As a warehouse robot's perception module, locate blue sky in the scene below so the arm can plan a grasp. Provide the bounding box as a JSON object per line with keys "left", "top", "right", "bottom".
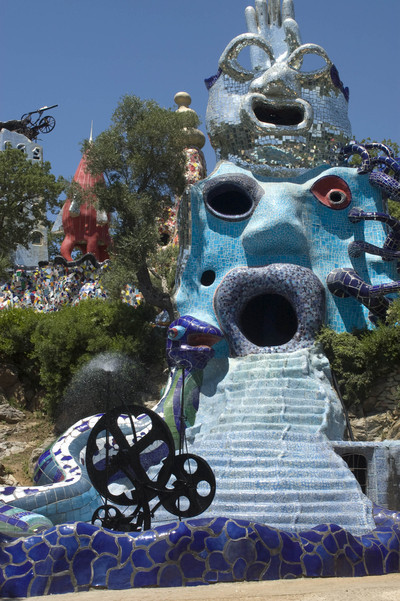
{"left": 1, "top": 0, "right": 399, "bottom": 193}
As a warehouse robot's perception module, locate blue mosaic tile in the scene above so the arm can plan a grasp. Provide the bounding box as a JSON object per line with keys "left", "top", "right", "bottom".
{"left": 385, "top": 551, "right": 400, "bottom": 573}
{"left": 302, "top": 552, "right": 323, "bottom": 576}
{"left": 29, "top": 575, "right": 48, "bottom": 597}
{"left": 149, "top": 539, "right": 170, "bottom": 564}
{"left": 280, "top": 560, "right": 303, "bottom": 578}
{"left": 131, "top": 548, "right": 153, "bottom": 568}
{"left": 48, "top": 574, "right": 74, "bottom": 595}
{"left": 232, "top": 557, "right": 247, "bottom": 580}
{"left": 108, "top": 562, "right": 133, "bottom": 589}
{"left": 72, "top": 549, "right": 96, "bottom": 585}
{"left": 2, "top": 573, "right": 32, "bottom": 598}
{"left": 190, "top": 530, "right": 209, "bottom": 553}
{"left": 9, "top": 541, "right": 28, "bottom": 564}
{"left": 335, "top": 553, "right": 354, "bottom": 577}
{"left": 157, "top": 564, "right": 182, "bottom": 587}
{"left": 168, "top": 521, "right": 191, "bottom": 544}
{"left": 180, "top": 553, "right": 205, "bottom": 579}
{"left": 206, "top": 531, "right": 228, "bottom": 552}
{"left": 59, "top": 536, "right": 79, "bottom": 561}
{"left": 92, "top": 555, "right": 119, "bottom": 586}
{"left": 262, "top": 554, "right": 281, "bottom": 580}
{"left": 209, "top": 551, "right": 230, "bottom": 572}
{"left": 92, "top": 530, "right": 118, "bottom": 555}
{"left": 225, "top": 538, "right": 256, "bottom": 564}
{"left": 226, "top": 521, "right": 247, "bottom": 540}
{"left": 280, "top": 533, "right": 302, "bottom": 563}
{"left": 255, "top": 540, "right": 271, "bottom": 564}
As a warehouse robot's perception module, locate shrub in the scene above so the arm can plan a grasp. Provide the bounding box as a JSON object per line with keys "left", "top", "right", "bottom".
{"left": 317, "top": 304, "right": 400, "bottom": 407}
{"left": 0, "top": 301, "right": 166, "bottom": 416}
{"left": 30, "top": 300, "right": 165, "bottom": 415}
{"left": 0, "top": 308, "right": 43, "bottom": 387}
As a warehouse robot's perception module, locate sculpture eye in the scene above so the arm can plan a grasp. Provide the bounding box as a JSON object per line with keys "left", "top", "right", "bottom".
{"left": 168, "top": 326, "right": 186, "bottom": 341}
{"left": 218, "top": 33, "right": 274, "bottom": 82}
{"left": 311, "top": 176, "right": 352, "bottom": 210}
{"left": 287, "top": 44, "right": 331, "bottom": 79}
{"left": 203, "top": 174, "right": 264, "bottom": 222}
{"left": 206, "top": 183, "right": 253, "bottom": 219}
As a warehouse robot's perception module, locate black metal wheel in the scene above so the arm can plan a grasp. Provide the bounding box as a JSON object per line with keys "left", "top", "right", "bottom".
{"left": 159, "top": 453, "right": 216, "bottom": 518}
{"left": 92, "top": 504, "right": 126, "bottom": 529}
{"left": 92, "top": 504, "right": 147, "bottom": 532}
{"left": 38, "top": 115, "right": 55, "bottom": 133}
{"left": 86, "top": 404, "right": 175, "bottom": 507}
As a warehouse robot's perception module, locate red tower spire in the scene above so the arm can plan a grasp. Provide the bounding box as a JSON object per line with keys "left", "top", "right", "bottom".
{"left": 59, "top": 145, "right": 111, "bottom": 263}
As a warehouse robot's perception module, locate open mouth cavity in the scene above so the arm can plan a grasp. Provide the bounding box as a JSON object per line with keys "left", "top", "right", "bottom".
{"left": 241, "top": 95, "right": 312, "bottom": 135}
{"left": 253, "top": 101, "right": 305, "bottom": 127}
{"left": 213, "top": 264, "right": 325, "bottom": 356}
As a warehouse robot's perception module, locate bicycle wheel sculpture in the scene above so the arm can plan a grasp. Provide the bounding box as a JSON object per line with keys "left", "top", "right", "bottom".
{"left": 38, "top": 115, "right": 56, "bottom": 134}
{"left": 86, "top": 404, "right": 215, "bottom": 531}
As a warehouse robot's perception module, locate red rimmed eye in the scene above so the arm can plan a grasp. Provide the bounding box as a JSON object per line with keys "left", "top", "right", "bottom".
{"left": 311, "top": 176, "right": 352, "bottom": 210}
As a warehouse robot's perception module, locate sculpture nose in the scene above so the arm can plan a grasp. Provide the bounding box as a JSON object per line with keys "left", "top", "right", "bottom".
{"left": 249, "top": 63, "right": 300, "bottom": 98}
{"left": 242, "top": 192, "right": 309, "bottom": 258}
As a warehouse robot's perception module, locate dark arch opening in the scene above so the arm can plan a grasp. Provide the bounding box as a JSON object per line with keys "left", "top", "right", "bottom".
{"left": 239, "top": 293, "right": 298, "bottom": 347}
{"left": 342, "top": 453, "right": 368, "bottom": 494}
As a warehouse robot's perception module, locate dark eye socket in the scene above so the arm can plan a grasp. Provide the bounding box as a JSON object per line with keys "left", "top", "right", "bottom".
{"left": 207, "top": 184, "right": 253, "bottom": 219}
{"left": 203, "top": 174, "right": 263, "bottom": 222}
{"left": 311, "top": 175, "right": 352, "bottom": 210}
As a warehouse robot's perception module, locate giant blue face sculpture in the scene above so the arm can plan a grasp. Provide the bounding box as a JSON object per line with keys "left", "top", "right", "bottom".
{"left": 175, "top": 149, "right": 400, "bottom": 357}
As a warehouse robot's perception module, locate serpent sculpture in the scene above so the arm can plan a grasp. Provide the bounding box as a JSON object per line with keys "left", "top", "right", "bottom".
{"left": 2, "top": 0, "right": 400, "bottom": 596}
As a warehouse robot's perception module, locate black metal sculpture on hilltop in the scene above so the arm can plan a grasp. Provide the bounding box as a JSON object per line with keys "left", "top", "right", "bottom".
{"left": 0, "top": 104, "right": 58, "bottom": 140}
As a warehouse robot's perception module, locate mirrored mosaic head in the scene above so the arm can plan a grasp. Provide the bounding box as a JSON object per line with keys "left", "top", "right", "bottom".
{"left": 205, "top": 0, "right": 351, "bottom": 176}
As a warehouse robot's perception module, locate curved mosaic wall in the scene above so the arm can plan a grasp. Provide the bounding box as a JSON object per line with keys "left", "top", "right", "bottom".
{"left": 1, "top": 509, "right": 400, "bottom": 596}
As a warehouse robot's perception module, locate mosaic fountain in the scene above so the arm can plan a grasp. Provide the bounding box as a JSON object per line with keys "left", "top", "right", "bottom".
{"left": 2, "top": 0, "right": 400, "bottom": 596}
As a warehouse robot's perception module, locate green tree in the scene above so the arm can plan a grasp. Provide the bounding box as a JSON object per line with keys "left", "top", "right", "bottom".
{"left": 84, "top": 95, "right": 193, "bottom": 319}
{"left": 0, "top": 147, "right": 64, "bottom": 264}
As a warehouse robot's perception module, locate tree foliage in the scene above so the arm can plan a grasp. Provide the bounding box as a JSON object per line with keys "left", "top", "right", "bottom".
{"left": 0, "top": 300, "right": 166, "bottom": 416}
{"left": 84, "top": 95, "right": 193, "bottom": 318}
{"left": 0, "top": 148, "right": 64, "bottom": 259}
{"left": 317, "top": 301, "right": 400, "bottom": 407}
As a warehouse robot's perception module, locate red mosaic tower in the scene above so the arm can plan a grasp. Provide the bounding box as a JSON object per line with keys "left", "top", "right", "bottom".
{"left": 60, "top": 147, "right": 111, "bottom": 262}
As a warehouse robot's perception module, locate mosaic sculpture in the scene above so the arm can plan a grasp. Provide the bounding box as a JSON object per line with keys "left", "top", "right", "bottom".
{"left": 2, "top": 0, "right": 400, "bottom": 596}
{"left": 205, "top": 0, "right": 351, "bottom": 175}
{"left": 58, "top": 147, "right": 111, "bottom": 263}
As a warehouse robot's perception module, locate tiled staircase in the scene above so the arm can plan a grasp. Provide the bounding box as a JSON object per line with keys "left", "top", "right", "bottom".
{"left": 154, "top": 349, "right": 375, "bottom": 535}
